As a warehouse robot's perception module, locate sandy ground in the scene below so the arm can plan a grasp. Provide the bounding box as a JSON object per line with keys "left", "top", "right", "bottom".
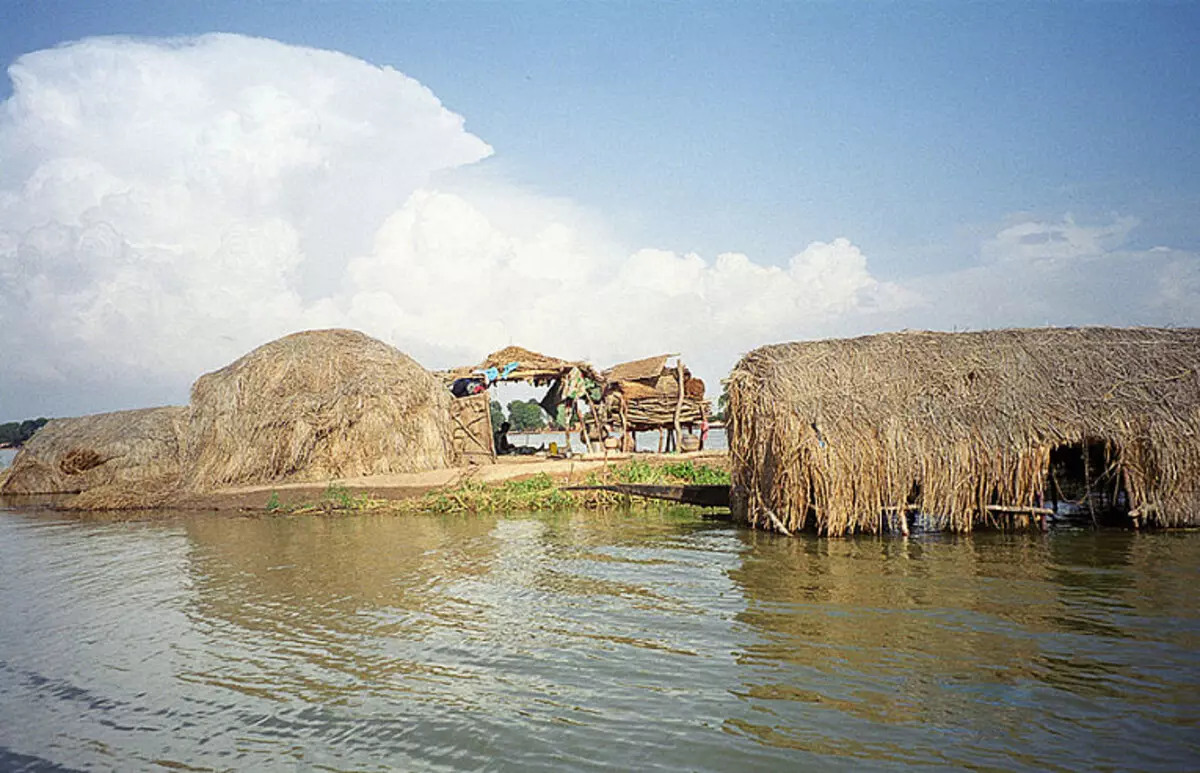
{"left": 172, "top": 451, "right": 729, "bottom": 511}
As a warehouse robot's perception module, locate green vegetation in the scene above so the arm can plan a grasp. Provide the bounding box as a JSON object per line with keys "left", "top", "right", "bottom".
{"left": 262, "top": 458, "right": 730, "bottom": 516}
{"left": 268, "top": 481, "right": 388, "bottom": 515}
{"left": 490, "top": 400, "right": 506, "bottom": 428}
{"left": 506, "top": 399, "right": 548, "bottom": 431}
{"left": 408, "top": 473, "right": 579, "bottom": 513}
{"left": 0, "top": 417, "right": 49, "bottom": 446}
{"left": 614, "top": 458, "right": 731, "bottom": 486}
{"left": 393, "top": 458, "right": 730, "bottom": 515}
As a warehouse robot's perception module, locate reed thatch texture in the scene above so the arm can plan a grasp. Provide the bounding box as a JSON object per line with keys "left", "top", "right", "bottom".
{"left": 0, "top": 407, "right": 187, "bottom": 495}
{"left": 604, "top": 354, "right": 673, "bottom": 382}
{"left": 443, "top": 345, "right": 602, "bottom": 385}
{"left": 727, "top": 327, "right": 1200, "bottom": 535}
{"left": 185, "top": 329, "right": 456, "bottom": 489}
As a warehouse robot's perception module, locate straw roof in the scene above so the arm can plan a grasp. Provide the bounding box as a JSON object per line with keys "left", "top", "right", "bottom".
{"left": 0, "top": 407, "right": 187, "bottom": 496}
{"left": 604, "top": 354, "right": 674, "bottom": 383}
{"left": 444, "top": 345, "right": 601, "bottom": 383}
{"left": 185, "top": 329, "right": 456, "bottom": 489}
{"left": 727, "top": 327, "right": 1200, "bottom": 535}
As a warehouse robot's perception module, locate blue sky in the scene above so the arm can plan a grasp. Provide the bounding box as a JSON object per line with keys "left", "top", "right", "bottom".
{"left": 1, "top": 2, "right": 1198, "bottom": 418}
{"left": 6, "top": 1, "right": 1197, "bottom": 271}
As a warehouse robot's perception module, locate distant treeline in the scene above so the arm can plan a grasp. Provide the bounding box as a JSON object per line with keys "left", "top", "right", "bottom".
{"left": 0, "top": 418, "right": 49, "bottom": 447}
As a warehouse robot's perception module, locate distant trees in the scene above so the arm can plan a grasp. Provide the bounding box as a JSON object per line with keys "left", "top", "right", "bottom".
{"left": 490, "top": 400, "right": 506, "bottom": 429}
{"left": 0, "top": 417, "right": 49, "bottom": 447}
{"left": 506, "top": 399, "right": 547, "bottom": 432}
{"left": 713, "top": 385, "right": 729, "bottom": 422}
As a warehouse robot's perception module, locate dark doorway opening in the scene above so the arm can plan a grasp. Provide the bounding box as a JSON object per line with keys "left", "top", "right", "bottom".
{"left": 1047, "top": 440, "right": 1130, "bottom": 526}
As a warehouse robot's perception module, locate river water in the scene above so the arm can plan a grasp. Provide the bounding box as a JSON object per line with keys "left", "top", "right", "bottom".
{"left": 0, "top": 506, "right": 1195, "bottom": 772}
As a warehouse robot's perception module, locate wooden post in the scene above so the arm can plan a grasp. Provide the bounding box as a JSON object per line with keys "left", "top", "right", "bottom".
{"left": 1084, "top": 444, "right": 1097, "bottom": 528}
{"left": 577, "top": 399, "right": 594, "bottom": 454}
{"left": 584, "top": 392, "right": 603, "bottom": 448}
{"left": 657, "top": 429, "right": 664, "bottom": 453}
{"left": 672, "top": 360, "right": 685, "bottom": 454}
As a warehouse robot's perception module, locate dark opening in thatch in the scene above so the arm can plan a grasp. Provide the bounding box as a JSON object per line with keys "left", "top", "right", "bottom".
{"left": 728, "top": 327, "right": 1200, "bottom": 535}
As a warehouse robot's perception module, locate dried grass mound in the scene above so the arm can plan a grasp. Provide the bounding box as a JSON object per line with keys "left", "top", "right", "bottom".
{"left": 0, "top": 407, "right": 187, "bottom": 495}
{"left": 728, "top": 327, "right": 1200, "bottom": 535}
{"left": 185, "top": 329, "right": 456, "bottom": 489}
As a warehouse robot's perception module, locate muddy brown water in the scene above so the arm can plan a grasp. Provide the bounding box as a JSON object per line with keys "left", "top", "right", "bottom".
{"left": 0, "top": 506, "right": 1196, "bottom": 771}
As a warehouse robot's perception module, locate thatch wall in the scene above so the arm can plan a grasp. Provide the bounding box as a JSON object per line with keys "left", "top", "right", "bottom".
{"left": 185, "top": 329, "right": 457, "bottom": 489}
{"left": 0, "top": 407, "right": 187, "bottom": 496}
{"left": 727, "top": 328, "right": 1200, "bottom": 535}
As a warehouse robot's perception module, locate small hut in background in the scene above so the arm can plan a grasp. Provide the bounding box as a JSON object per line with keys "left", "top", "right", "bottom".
{"left": 603, "top": 354, "right": 709, "bottom": 452}
{"left": 0, "top": 406, "right": 187, "bottom": 506}
{"left": 727, "top": 327, "right": 1200, "bottom": 536}
{"left": 442, "top": 345, "right": 604, "bottom": 461}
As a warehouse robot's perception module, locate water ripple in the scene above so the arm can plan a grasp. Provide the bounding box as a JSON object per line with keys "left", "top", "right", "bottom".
{"left": 1, "top": 508, "right": 1196, "bottom": 771}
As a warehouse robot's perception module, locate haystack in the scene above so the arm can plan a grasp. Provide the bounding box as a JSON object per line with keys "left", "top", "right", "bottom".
{"left": 0, "top": 406, "right": 187, "bottom": 496}
{"left": 185, "top": 329, "right": 456, "bottom": 489}
{"left": 727, "top": 327, "right": 1200, "bottom": 535}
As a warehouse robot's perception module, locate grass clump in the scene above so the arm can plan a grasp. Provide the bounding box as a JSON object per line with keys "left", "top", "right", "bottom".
{"left": 612, "top": 458, "right": 729, "bottom": 486}
{"left": 274, "top": 481, "right": 389, "bottom": 515}
{"left": 405, "top": 473, "right": 582, "bottom": 514}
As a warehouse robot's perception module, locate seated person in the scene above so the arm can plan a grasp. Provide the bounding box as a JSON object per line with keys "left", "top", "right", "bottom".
{"left": 494, "top": 421, "right": 513, "bottom": 455}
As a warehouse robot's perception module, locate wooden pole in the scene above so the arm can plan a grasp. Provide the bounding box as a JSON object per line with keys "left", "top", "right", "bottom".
{"left": 1084, "top": 444, "right": 1097, "bottom": 528}
{"left": 577, "top": 399, "right": 594, "bottom": 454}
{"left": 672, "top": 360, "right": 685, "bottom": 454}
{"left": 584, "top": 391, "right": 603, "bottom": 449}
{"left": 620, "top": 399, "right": 630, "bottom": 452}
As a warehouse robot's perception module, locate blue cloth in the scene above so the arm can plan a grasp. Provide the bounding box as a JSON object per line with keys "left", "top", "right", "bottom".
{"left": 476, "top": 362, "right": 520, "bottom": 384}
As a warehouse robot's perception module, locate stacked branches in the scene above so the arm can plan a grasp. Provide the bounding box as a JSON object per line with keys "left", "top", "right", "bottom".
{"left": 186, "top": 329, "right": 457, "bottom": 488}
{"left": 604, "top": 355, "right": 709, "bottom": 434}
{"left": 728, "top": 328, "right": 1200, "bottom": 535}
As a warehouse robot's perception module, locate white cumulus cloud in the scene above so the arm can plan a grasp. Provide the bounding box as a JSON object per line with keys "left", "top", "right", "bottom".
{"left": 1, "top": 34, "right": 1197, "bottom": 419}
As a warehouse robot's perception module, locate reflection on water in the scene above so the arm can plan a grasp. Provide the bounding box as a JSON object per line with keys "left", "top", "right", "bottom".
{"left": 0, "top": 508, "right": 1196, "bottom": 771}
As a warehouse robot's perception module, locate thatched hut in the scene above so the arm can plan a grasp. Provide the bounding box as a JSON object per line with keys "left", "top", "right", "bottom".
{"left": 0, "top": 406, "right": 187, "bottom": 498}
{"left": 445, "top": 345, "right": 602, "bottom": 387}
{"left": 185, "top": 329, "right": 457, "bottom": 488}
{"left": 442, "top": 345, "right": 605, "bottom": 458}
{"left": 727, "top": 327, "right": 1200, "bottom": 535}
{"left": 603, "top": 354, "right": 709, "bottom": 451}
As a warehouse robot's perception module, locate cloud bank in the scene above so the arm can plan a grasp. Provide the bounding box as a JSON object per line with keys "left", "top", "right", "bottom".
{"left": 1, "top": 34, "right": 1196, "bottom": 418}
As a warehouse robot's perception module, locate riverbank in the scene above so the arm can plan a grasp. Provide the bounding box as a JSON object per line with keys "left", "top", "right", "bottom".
{"left": 0, "top": 451, "right": 730, "bottom": 515}
{"left": 191, "top": 452, "right": 731, "bottom": 513}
